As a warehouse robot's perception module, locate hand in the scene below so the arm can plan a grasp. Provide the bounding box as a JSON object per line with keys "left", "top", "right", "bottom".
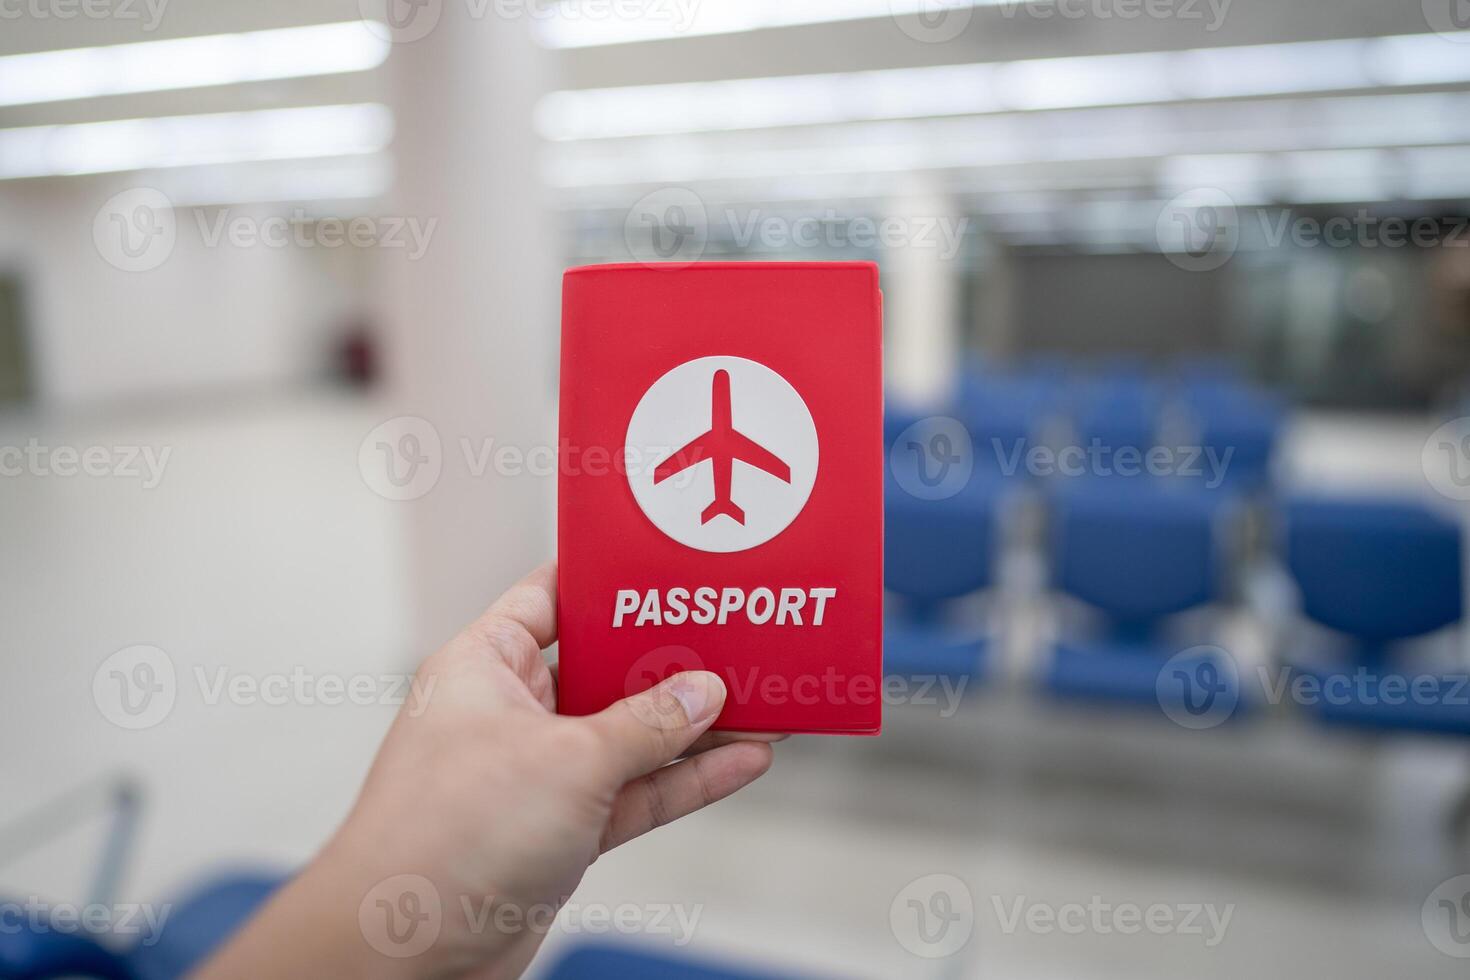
{"left": 196, "top": 562, "right": 779, "bottom": 980}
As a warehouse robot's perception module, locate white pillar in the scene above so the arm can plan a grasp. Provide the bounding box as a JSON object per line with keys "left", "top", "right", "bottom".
{"left": 884, "top": 179, "right": 964, "bottom": 407}
{"left": 379, "top": 9, "right": 559, "bottom": 649}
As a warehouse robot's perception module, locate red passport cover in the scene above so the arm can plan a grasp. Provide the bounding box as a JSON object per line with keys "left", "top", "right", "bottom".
{"left": 557, "top": 261, "right": 883, "bottom": 735}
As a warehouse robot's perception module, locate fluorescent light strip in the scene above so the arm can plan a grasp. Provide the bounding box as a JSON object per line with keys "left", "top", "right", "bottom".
{"left": 537, "top": 30, "right": 1470, "bottom": 140}
{"left": 542, "top": 91, "right": 1470, "bottom": 187}
{"left": 0, "top": 104, "right": 393, "bottom": 180}
{"left": 0, "top": 22, "right": 389, "bottom": 108}
{"left": 537, "top": 0, "right": 1002, "bottom": 49}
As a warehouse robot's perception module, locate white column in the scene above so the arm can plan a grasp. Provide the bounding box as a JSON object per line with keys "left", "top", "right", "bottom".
{"left": 379, "top": 9, "right": 559, "bottom": 649}
{"left": 884, "top": 179, "right": 965, "bottom": 407}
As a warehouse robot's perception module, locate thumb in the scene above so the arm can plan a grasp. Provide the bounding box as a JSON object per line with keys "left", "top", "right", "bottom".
{"left": 586, "top": 671, "right": 727, "bottom": 784}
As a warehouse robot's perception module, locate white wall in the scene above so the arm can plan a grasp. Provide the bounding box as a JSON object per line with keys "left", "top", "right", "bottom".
{"left": 0, "top": 178, "right": 362, "bottom": 410}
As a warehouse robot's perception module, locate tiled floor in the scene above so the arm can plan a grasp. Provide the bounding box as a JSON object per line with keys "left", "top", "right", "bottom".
{"left": 2, "top": 394, "right": 1467, "bottom": 978}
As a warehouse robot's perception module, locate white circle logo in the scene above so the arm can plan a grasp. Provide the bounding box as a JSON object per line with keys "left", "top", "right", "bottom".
{"left": 625, "top": 356, "right": 818, "bottom": 553}
{"left": 1157, "top": 187, "right": 1239, "bottom": 272}
{"left": 1156, "top": 645, "right": 1242, "bottom": 730}
{"left": 93, "top": 644, "right": 177, "bottom": 730}
{"left": 892, "top": 0, "right": 973, "bottom": 44}
{"left": 358, "top": 416, "right": 443, "bottom": 501}
{"left": 359, "top": 0, "right": 443, "bottom": 43}
{"left": 624, "top": 187, "right": 708, "bottom": 269}
{"left": 1423, "top": 0, "right": 1470, "bottom": 41}
{"left": 1424, "top": 416, "right": 1470, "bottom": 502}
{"left": 358, "top": 874, "right": 442, "bottom": 958}
{"left": 1423, "top": 875, "right": 1470, "bottom": 958}
{"left": 93, "top": 188, "right": 176, "bottom": 273}
{"left": 889, "top": 873, "right": 974, "bottom": 958}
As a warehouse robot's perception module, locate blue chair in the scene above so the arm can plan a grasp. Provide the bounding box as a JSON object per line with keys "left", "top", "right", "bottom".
{"left": 1281, "top": 497, "right": 1468, "bottom": 736}
{"left": 1179, "top": 382, "right": 1284, "bottom": 491}
{"left": 1065, "top": 378, "right": 1165, "bottom": 479}
{"left": 883, "top": 470, "right": 1008, "bottom": 689}
{"left": 957, "top": 373, "right": 1060, "bottom": 477}
{"left": 1041, "top": 479, "right": 1245, "bottom": 714}
{"left": 0, "top": 930, "right": 134, "bottom": 980}
{"left": 0, "top": 873, "right": 285, "bottom": 980}
{"left": 543, "top": 942, "right": 830, "bottom": 979}
{"left": 127, "top": 872, "right": 286, "bottom": 980}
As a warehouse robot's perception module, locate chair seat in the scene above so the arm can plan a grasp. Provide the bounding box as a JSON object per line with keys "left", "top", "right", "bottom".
{"left": 1286, "top": 664, "right": 1470, "bottom": 737}
{"left": 1044, "top": 640, "right": 1245, "bottom": 721}
{"left": 883, "top": 621, "right": 989, "bottom": 688}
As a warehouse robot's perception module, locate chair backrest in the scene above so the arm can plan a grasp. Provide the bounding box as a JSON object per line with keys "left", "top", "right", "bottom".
{"left": 1049, "top": 479, "right": 1228, "bottom": 627}
{"left": 1069, "top": 378, "right": 1164, "bottom": 457}
{"left": 0, "top": 925, "right": 135, "bottom": 980}
{"left": 884, "top": 472, "right": 1002, "bottom": 611}
{"left": 127, "top": 872, "right": 286, "bottom": 980}
{"left": 1282, "top": 497, "right": 1464, "bottom": 643}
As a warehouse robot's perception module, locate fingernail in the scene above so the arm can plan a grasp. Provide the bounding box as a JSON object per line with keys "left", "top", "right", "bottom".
{"left": 670, "top": 671, "right": 724, "bottom": 726}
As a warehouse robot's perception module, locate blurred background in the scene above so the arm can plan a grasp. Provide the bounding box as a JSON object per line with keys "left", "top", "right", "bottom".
{"left": 2, "top": 1, "right": 1470, "bottom": 977}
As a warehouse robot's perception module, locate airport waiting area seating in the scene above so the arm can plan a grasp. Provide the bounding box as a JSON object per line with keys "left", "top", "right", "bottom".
{"left": 1279, "top": 497, "right": 1468, "bottom": 736}
{"left": 1039, "top": 477, "right": 1244, "bottom": 714}
{"left": 882, "top": 358, "right": 1466, "bottom": 739}
{"left": 0, "top": 872, "right": 286, "bottom": 980}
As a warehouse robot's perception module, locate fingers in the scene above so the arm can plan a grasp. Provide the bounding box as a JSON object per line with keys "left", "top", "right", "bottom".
{"left": 600, "top": 741, "right": 775, "bottom": 852}
{"left": 457, "top": 561, "right": 559, "bottom": 711}
{"left": 584, "top": 672, "right": 727, "bottom": 785}
{"left": 685, "top": 730, "right": 788, "bottom": 757}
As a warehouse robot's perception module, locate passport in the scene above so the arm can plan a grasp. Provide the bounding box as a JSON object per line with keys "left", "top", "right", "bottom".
{"left": 557, "top": 262, "right": 884, "bottom": 734}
